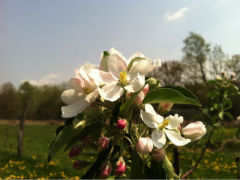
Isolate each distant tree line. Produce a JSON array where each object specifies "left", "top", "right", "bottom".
[{"left": 0, "top": 81, "right": 64, "bottom": 120}]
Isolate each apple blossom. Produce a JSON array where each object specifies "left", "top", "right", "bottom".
[
  {"left": 182, "top": 121, "right": 206, "bottom": 141},
  {"left": 100, "top": 163, "right": 112, "bottom": 178},
  {"left": 61, "top": 63, "right": 99, "bottom": 118},
  {"left": 140, "top": 104, "right": 191, "bottom": 149},
  {"left": 136, "top": 137, "right": 153, "bottom": 154},
  {"left": 69, "top": 146, "right": 82, "bottom": 157}
]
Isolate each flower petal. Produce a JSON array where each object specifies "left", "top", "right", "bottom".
[
  {"left": 85, "top": 89, "right": 99, "bottom": 103},
  {"left": 124, "top": 73, "right": 145, "bottom": 93},
  {"left": 98, "top": 84, "right": 123, "bottom": 102},
  {"left": 127, "top": 52, "right": 145, "bottom": 64},
  {"left": 151, "top": 129, "right": 166, "bottom": 149},
  {"left": 140, "top": 110, "right": 160, "bottom": 128},
  {"left": 61, "top": 96, "right": 89, "bottom": 118},
  {"left": 165, "top": 129, "right": 191, "bottom": 146},
  {"left": 69, "top": 78, "right": 84, "bottom": 92},
  {"left": 61, "top": 89, "right": 82, "bottom": 105},
  {"left": 77, "top": 63, "right": 96, "bottom": 88},
  {"left": 89, "top": 69, "right": 117, "bottom": 86},
  {"left": 107, "top": 48, "right": 127, "bottom": 79},
  {"left": 144, "top": 104, "right": 157, "bottom": 115},
  {"left": 166, "top": 114, "right": 184, "bottom": 129},
  {"left": 130, "top": 59, "right": 153, "bottom": 76}
]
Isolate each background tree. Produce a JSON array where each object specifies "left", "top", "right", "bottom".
[
  {"left": 150, "top": 61, "right": 184, "bottom": 86},
  {"left": 208, "top": 44, "right": 227, "bottom": 77},
  {"left": 182, "top": 32, "right": 211, "bottom": 83}
]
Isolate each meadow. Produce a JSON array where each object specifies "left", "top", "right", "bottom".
[{"left": 0, "top": 123, "right": 238, "bottom": 179}]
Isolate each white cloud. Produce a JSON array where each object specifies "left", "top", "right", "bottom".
[
  {"left": 22, "top": 73, "right": 62, "bottom": 86},
  {"left": 165, "top": 7, "right": 189, "bottom": 21}
]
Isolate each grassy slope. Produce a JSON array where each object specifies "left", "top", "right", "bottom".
[{"left": 0, "top": 124, "right": 238, "bottom": 179}]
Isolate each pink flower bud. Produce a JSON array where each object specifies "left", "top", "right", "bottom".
[
  {"left": 134, "top": 91, "right": 145, "bottom": 105},
  {"left": 232, "top": 78, "right": 237, "bottom": 82},
  {"left": 115, "top": 157, "right": 126, "bottom": 176},
  {"left": 136, "top": 137, "right": 153, "bottom": 154},
  {"left": 69, "top": 146, "right": 82, "bottom": 157},
  {"left": 117, "top": 119, "right": 127, "bottom": 130},
  {"left": 97, "top": 137, "right": 110, "bottom": 151},
  {"left": 100, "top": 163, "right": 112, "bottom": 178},
  {"left": 142, "top": 84, "right": 149, "bottom": 95},
  {"left": 231, "top": 72, "right": 236, "bottom": 78},
  {"left": 182, "top": 121, "right": 206, "bottom": 141},
  {"left": 159, "top": 102, "right": 173, "bottom": 112},
  {"left": 152, "top": 148, "right": 166, "bottom": 161},
  {"left": 73, "top": 160, "right": 88, "bottom": 170}
]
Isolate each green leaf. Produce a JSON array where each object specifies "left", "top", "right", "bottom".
[
  {"left": 48, "top": 118, "right": 86, "bottom": 162},
  {"left": 165, "top": 86, "right": 201, "bottom": 105},
  {"left": 143, "top": 87, "right": 201, "bottom": 106}
]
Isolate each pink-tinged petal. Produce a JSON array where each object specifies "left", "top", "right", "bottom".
[
  {"left": 107, "top": 48, "right": 127, "bottom": 79},
  {"left": 69, "top": 78, "right": 85, "bottom": 92},
  {"left": 61, "top": 89, "right": 83, "bottom": 105},
  {"left": 98, "top": 84, "right": 124, "bottom": 102},
  {"left": 165, "top": 129, "right": 191, "bottom": 146},
  {"left": 151, "top": 129, "right": 166, "bottom": 149},
  {"left": 140, "top": 110, "right": 160, "bottom": 128},
  {"left": 166, "top": 114, "right": 184, "bottom": 129},
  {"left": 89, "top": 69, "right": 117, "bottom": 86},
  {"left": 124, "top": 73, "right": 145, "bottom": 93},
  {"left": 61, "top": 96, "right": 89, "bottom": 118}
]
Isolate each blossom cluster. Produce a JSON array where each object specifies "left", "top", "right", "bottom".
[{"left": 61, "top": 48, "right": 206, "bottom": 178}]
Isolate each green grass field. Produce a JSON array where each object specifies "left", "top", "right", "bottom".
[{"left": 0, "top": 124, "right": 239, "bottom": 179}]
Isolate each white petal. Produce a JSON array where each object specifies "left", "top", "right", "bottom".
[
  {"left": 61, "top": 97, "right": 89, "bottom": 118},
  {"left": 100, "top": 51, "right": 109, "bottom": 71},
  {"left": 97, "top": 84, "right": 123, "bottom": 102},
  {"left": 140, "top": 110, "right": 160, "bottom": 128},
  {"left": 165, "top": 129, "right": 191, "bottom": 146},
  {"left": 130, "top": 59, "right": 153, "bottom": 76},
  {"left": 127, "top": 52, "right": 145, "bottom": 64},
  {"left": 151, "top": 129, "right": 166, "bottom": 149},
  {"left": 89, "top": 69, "right": 117, "bottom": 86},
  {"left": 107, "top": 48, "right": 127, "bottom": 79},
  {"left": 69, "top": 78, "right": 85, "bottom": 92},
  {"left": 166, "top": 114, "right": 184, "bottom": 129},
  {"left": 124, "top": 73, "right": 145, "bottom": 93},
  {"left": 145, "top": 104, "right": 157, "bottom": 115},
  {"left": 85, "top": 89, "right": 99, "bottom": 103},
  {"left": 61, "top": 89, "right": 82, "bottom": 105},
  {"left": 152, "top": 59, "right": 161, "bottom": 67},
  {"left": 78, "top": 63, "right": 96, "bottom": 88}
]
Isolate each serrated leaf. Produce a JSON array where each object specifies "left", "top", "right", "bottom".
[{"left": 143, "top": 88, "right": 201, "bottom": 106}]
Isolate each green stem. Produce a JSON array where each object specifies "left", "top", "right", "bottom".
[{"left": 163, "top": 156, "right": 180, "bottom": 180}]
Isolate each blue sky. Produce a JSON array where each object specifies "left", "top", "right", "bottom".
[{"left": 1, "top": 0, "right": 240, "bottom": 86}]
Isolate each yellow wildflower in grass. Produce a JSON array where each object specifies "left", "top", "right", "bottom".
[{"left": 32, "top": 155, "right": 37, "bottom": 160}]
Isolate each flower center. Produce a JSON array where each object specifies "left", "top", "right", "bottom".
[
  {"left": 119, "top": 71, "right": 127, "bottom": 86},
  {"left": 158, "top": 119, "right": 169, "bottom": 130}
]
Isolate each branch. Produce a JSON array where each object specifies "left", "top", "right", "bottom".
[{"left": 181, "top": 128, "right": 214, "bottom": 179}]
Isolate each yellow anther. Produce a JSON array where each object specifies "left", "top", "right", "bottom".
[
  {"left": 119, "top": 71, "right": 127, "bottom": 85},
  {"left": 158, "top": 119, "right": 169, "bottom": 130}
]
